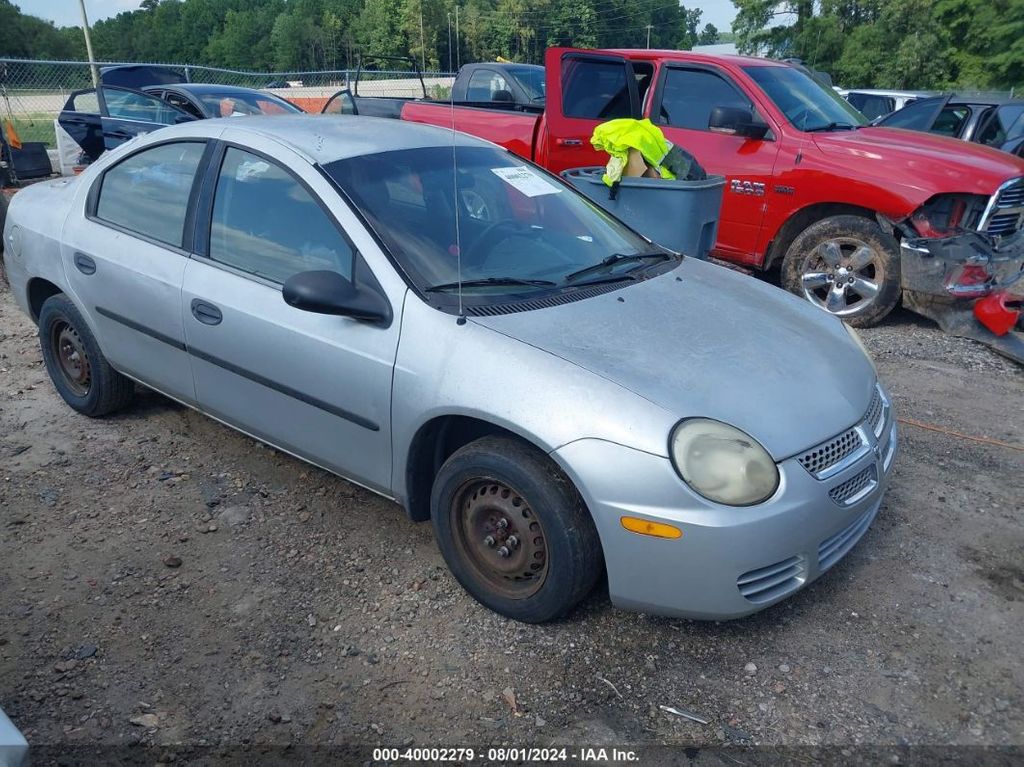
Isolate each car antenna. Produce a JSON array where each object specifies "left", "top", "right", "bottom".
[{"left": 450, "top": 79, "right": 466, "bottom": 325}]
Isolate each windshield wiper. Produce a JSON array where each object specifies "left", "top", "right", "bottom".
[
  {"left": 564, "top": 252, "right": 673, "bottom": 284},
  {"left": 425, "top": 276, "right": 556, "bottom": 292},
  {"left": 804, "top": 122, "right": 859, "bottom": 133}
]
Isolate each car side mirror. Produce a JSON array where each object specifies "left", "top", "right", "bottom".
[
  {"left": 708, "top": 106, "right": 769, "bottom": 140},
  {"left": 282, "top": 270, "right": 390, "bottom": 324},
  {"left": 173, "top": 113, "right": 195, "bottom": 124}
]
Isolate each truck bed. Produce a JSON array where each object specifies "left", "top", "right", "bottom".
[{"left": 400, "top": 101, "right": 542, "bottom": 162}]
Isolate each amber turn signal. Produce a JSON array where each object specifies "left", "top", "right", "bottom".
[{"left": 620, "top": 516, "right": 683, "bottom": 539}]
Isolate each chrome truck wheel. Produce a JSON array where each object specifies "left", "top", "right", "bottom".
[{"left": 782, "top": 214, "right": 901, "bottom": 328}]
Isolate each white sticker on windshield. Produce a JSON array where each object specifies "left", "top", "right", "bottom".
[{"left": 491, "top": 166, "right": 561, "bottom": 197}]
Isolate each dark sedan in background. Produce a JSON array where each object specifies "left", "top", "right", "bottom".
[
  {"left": 58, "top": 83, "right": 301, "bottom": 164},
  {"left": 877, "top": 94, "right": 1024, "bottom": 157},
  {"left": 141, "top": 83, "right": 302, "bottom": 120}
]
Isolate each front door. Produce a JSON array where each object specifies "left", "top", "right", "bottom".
[
  {"left": 650, "top": 64, "right": 781, "bottom": 265},
  {"left": 181, "top": 138, "right": 400, "bottom": 492}
]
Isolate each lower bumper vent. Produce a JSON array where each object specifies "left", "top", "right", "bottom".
[
  {"left": 737, "top": 555, "right": 805, "bottom": 604},
  {"left": 818, "top": 507, "right": 876, "bottom": 572}
]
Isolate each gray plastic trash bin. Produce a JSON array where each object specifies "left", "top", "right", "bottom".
[{"left": 561, "top": 167, "right": 725, "bottom": 260}]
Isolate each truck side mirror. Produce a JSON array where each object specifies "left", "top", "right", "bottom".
[{"left": 708, "top": 107, "right": 769, "bottom": 140}]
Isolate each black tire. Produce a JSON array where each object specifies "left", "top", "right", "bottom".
[
  {"left": 0, "top": 194, "right": 8, "bottom": 286},
  {"left": 430, "top": 435, "right": 603, "bottom": 623},
  {"left": 38, "top": 294, "right": 134, "bottom": 416},
  {"left": 781, "top": 214, "right": 901, "bottom": 328}
]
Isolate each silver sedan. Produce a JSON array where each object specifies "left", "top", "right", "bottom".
[{"left": 1, "top": 116, "right": 896, "bottom": 623}]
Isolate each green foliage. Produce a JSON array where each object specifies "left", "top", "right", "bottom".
[
  {"left": 732, "top": 0, "right": 1024, "bottom": 91},
  {"left": 1, "top": 0, "right": 714, "bottom": 74}
]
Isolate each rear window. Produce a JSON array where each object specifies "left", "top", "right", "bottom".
[{"left": 95, "top": 141, "right": 205, "bottom": 247}]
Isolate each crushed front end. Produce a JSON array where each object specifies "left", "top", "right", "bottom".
[{"left": 898, "top": 182, "right": 1024, "bottom": 364}]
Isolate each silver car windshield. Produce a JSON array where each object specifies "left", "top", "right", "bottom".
[{"left": 325, "top": 146, "right": 664, "bottom": 295}]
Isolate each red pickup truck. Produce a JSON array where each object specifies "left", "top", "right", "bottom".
[{"left": 402, "top": 47, "right": 1024, "bottom": 328}]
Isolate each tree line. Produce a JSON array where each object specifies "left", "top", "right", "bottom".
[
  {"left": 2, "top": 0, "right": 1020, "bottom": 89},
  {"left": 0, "top": 0, "right": 718, "bottom": 73},
  {"left": 733, "top": 0, "right": 1023, "bottom": 90}
]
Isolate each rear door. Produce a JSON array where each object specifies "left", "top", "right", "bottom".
[
  {"left": 58, "top": 86, "right": 195, "bottom": 162},
  {"left": 60, "top": 139, "right": 209, "bottom": 402},
  {"left": 650, "top": 63, "right": 781, "bottom": 262},
  {"left": 541, "top": 48, "right": 645, "bottom": 172}
]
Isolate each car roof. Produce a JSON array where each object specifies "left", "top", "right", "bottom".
[
  {"left": 147, "top": 83, "right": 285, "bottom": 96},
  {"left": 149, "top": 114, "right": 491, "bottom": 164}
]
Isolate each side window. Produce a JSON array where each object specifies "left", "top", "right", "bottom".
[
  {"left": 68, "top": 90, "right": 100, "bottom": 114},
  {"left": 209, "top": 147, "right": 355, "bottom": 284},
  {"left": 466, "top": 69, "right": 496, "bottom": 101},
  {"left": 659, "top": 67, "right": 751, "bottom": 131},
  {"left": 164, "top": 92, "right": 204, "bottom": 119},
  {"left": 102, "top": 87, "right": 184, "bottom": 125},
  {"left": 977, "top": 106, "right": 1024, "bottom": 146},
  {"left": 95, "top": 141, "right": 205, "bottom": 247},
  {"left": 562, "top": 59, "right": 632, "bottom": 120},
  {"left": 878, "top": 99, "right": 936, "bottom": 130},
  {"left": 930, "top": 105, "right": 970, "bottom": 137}
]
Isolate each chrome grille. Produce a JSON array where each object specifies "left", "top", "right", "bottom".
[
  {"left": 819, "top": 507, "right": 877, "bottom": 571},
  {"left": 798, "top": 384, "right": 889, "bottom": 478},
  {"left": 996, "top": 183, "right": 1024, "bottom": 208},
  {"left": 983, "top": 179, "right": 1024, "bottom": 237},
  {"left": 798, "top": 427, "right": 861, "bottom": 476},
  {"left": 828, "top": 465, "right": 877, "bottom": 506},
  {"left": 737, "top": 555, "right": 805, "bottom": 604}
]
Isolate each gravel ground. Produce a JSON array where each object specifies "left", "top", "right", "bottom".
[{"left": 1, "top": 273, "right": 1022, "bottom": 754}]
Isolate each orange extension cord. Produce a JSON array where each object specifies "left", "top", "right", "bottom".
[{"left": 897, "top": 417, "right": 1024, "bottom": 453}]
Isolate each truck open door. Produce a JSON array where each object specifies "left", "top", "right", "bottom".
[{"left": 541, "top": 48, "right": 650, "bottom": 173}]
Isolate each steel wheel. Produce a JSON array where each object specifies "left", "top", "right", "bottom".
[
  {"left": 798, "top": 237, "right": 884, "bottom": 318},
  {"left": 50, "top": 320, "right": 92, "bottom": 397},
  {"left": 450, "top": 478, "right": 549, "bottom": 600}
]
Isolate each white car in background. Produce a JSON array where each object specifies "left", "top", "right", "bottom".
[{"left": 840, "top": 88, "right": 938, "bottom": 121}]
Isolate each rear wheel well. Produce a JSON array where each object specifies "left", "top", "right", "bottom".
[
  {"left": 404, "top": 416, "right": 539, "bottom": 522},
  {"left": 764, "top": 203, "right": 879, "bottom": 271},
  {"left": 28, "top": 278, "right": 63, "bottom": 323}
]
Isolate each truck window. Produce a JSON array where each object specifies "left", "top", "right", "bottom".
[
  {"left": 658, "top": 67, "right": 751, "bottom": 131},
  {"left": 466, "top": 69, "right": 510, "bottom": 102},
  {"left": 562, "top": 59, "right": 632, "bottom": 120}
]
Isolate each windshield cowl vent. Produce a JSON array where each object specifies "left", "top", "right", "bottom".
[{"left": 463, "top": 281, "right": 633, "bottom": 316}]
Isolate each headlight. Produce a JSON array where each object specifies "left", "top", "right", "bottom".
[
  {"left": 843, "top": 322, "right": 874, "bottom": 366},
  {"left": 670, "top": 419, "right": 779, "bottom": 506}
]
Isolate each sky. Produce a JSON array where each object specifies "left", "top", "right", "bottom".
[{"left": 29, "top": 0, "right": 739, "bottom": 31}]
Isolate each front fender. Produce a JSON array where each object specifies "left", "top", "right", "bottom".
[{"left": 390, "top": 296, "right": 676, "bottom": 502}]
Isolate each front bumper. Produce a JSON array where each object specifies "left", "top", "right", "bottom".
[
  {"left": 900, "top": 231, "right": 1024, "bottom": 364},
  {"left": 900, "top": 229, "right": 1024, "bottom": 299},
  {"left": 553, "top": 389, "right": 897, "bottom": 620}
]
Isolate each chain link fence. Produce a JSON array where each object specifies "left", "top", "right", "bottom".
[{"left": 1, "top": 58, "right": 455, "bottom": 147}]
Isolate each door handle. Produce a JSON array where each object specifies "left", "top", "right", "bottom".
[
  {"left": 190, "top": 299, "right": 222, "bottom": 325},
  {"left": 556, "top": 138, "right": 583, "bottom": 146},
  {"left": 73, "top": 252, "right": 96, "bottom": 275}
]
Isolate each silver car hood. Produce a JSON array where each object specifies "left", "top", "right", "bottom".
[{"left": 471, "top": 258, "right": 876, "bottom": 460}]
